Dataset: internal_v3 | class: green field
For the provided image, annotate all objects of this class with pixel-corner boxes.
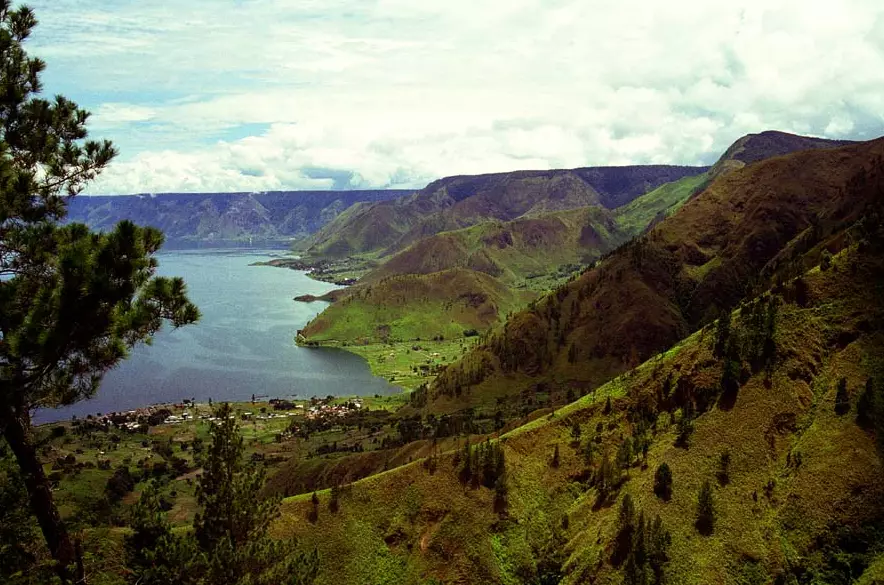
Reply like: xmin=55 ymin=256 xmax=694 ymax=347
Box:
xmin=336 ymin=338 xmax=481 ymax=390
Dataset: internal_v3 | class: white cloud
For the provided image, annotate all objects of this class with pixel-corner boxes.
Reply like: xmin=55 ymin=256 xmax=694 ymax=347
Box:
xmin=23 ymin=0 xmax=884 ymax=194
xmin=92 ymin=103 xmax=157 ymax=125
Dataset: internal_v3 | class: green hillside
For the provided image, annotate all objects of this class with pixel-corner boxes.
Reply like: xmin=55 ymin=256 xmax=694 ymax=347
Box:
xmin=297 ymin=205 xmax=625 ymax=350
xmin=367 ymin=205 xmax=624 ymax=290
xmin=274 ymin=238 xmax=884 ymax=584
xmin=298 ymin=268 xmax=535 ymax=345
xmin=613 ymin=173 xmax=709 ymax=236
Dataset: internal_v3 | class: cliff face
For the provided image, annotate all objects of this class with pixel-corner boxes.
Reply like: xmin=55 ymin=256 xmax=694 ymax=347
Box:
xmin=66 ymin=190 xmax=412 ymax=247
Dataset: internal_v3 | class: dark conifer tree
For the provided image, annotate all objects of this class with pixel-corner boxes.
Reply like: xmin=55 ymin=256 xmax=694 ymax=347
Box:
xmin=653 ymin=462 xmax=672 ymax=501
xmin=835 ymin=377 xmax=850 ymax=415
xmin=696 ymin=480 xmax=715 ymax=535
xmin=613 ymin=494 xmax=636 ymax=565
xmin=857 ymin=377 xmax=877 ymax=428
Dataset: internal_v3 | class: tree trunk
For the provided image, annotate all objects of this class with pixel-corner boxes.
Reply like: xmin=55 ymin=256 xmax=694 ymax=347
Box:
xmin=2 ymin=404 xmax=75 ymax=581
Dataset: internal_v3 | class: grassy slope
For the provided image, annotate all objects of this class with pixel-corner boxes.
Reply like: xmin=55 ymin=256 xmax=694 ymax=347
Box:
xmin=340 ymin=339 xmax=479 ymax=391
xmin=613 ymin=173 xmax=709 ymax=235
xmin=273 ymin=244 xmax=884 ymax=584
xmin=299 ymin=268 xmax=535 ymax=344
xmin=298 ymin=133 xmax=853 ymax=385
xmin=428 ymin=138 xmax=884 ymax=415
xmin=367 ymin=205 xmax=624 ymax=289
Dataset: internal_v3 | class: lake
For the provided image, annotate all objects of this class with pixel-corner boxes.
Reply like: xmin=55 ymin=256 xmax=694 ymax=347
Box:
xmin=35 ymin=250 xmax=397 ymax=423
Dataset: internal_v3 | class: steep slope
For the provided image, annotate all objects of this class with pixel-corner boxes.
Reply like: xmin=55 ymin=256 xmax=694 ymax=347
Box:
xmin=298 ymin=132 xmax=856 ymax=352
xmin=427 ymin=138 xmax=884 ymax=415
xmin=304 ymin=166 xmax=708 ymax=259
xmin=274 ymin=237 xmax=884 ymax=585
xmin=66 ymin=190 xmax=410 ymax=247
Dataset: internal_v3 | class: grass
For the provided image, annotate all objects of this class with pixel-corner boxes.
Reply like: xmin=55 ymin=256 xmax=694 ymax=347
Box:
xmin=300 ymin=268 xmax=534 ymax=345
xmin=340 ymin=339 xmax=480 ymax=391
xmin=613 ymin=172 xmax=709 ymax=235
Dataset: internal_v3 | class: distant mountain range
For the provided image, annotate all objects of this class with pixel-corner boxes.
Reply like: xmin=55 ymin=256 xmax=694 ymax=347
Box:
xmin=304 ymin=165 xmax=710 ymax=258
xmin=65 ymin=190 xmax=411 ymax=248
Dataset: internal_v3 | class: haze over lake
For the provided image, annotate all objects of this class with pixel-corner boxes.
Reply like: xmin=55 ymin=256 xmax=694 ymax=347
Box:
xmin=36 ymin=250 xmax=397 ymax=423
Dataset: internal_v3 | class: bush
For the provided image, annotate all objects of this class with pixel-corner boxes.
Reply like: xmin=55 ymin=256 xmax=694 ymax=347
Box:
xmin=106 ymin=466 xmax=136 ymax=503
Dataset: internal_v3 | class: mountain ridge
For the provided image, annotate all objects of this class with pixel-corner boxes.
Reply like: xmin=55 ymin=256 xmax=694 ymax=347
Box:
xmin=66 ymin=190 xmax=412 ymax=247
xmin=304 ymin=165 xmax=709 ymax=259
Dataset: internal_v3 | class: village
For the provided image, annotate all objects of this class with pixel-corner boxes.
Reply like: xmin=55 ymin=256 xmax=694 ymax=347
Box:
xmin=76 ymin=395 xmax=367 ymax=435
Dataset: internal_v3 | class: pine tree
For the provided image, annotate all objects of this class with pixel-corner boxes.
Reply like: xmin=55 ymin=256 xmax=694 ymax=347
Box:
xmin=676 ymin=408 xmax=694 ymax=448
xmin=583 ymin=436 xmax=595 ymax=467
xmin=329 ymin=484 xmax=341 ymax=513
xmin=717 ymin=449 xmax=731 ymax=485
xmin=613 ymin=494 xmax=636 ymax=565
xmin=857 ymin=377 xmax=877 ymax=428
xmin=128 ymin=404 xmax=318 ymax=585
xmin=0 ymin=442 xmax=48 ymax=584
xmin=617 ymin=437 xmax=634 ymax=471
xmin=695 ymin=480 xmax=715 ymax=535
xmin=647 ymin=515 xmax=671 ymax=584
xmin=595 ymin=452 xmax=616 ymax=503
xmin=835 ymin=377 xmax=850 ymax=415
xmin=126 ymin=481 xmax=198 ymax=585
xmin=458 ymin=439 xmax=472 ymax=484
xmin=552 ymin=444 xmax=560 ymax=468
xmin=714 ymin=312 xmax=732 ymax=358
xmin=653 ymin=462 xmax=672 ymax=501
xmin=570 ymin=420 xmax=582 ymax=444
xmin=0 ymin=5 xmax=199 ymax=579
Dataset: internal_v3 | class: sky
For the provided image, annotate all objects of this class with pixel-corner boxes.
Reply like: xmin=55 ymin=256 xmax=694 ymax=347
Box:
xmin=25 ymin=0 xmax=884 ymax=195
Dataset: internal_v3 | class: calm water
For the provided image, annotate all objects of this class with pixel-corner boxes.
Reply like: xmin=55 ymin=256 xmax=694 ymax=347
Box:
xmin=36 ymin=250 xmax=396 ymax=423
